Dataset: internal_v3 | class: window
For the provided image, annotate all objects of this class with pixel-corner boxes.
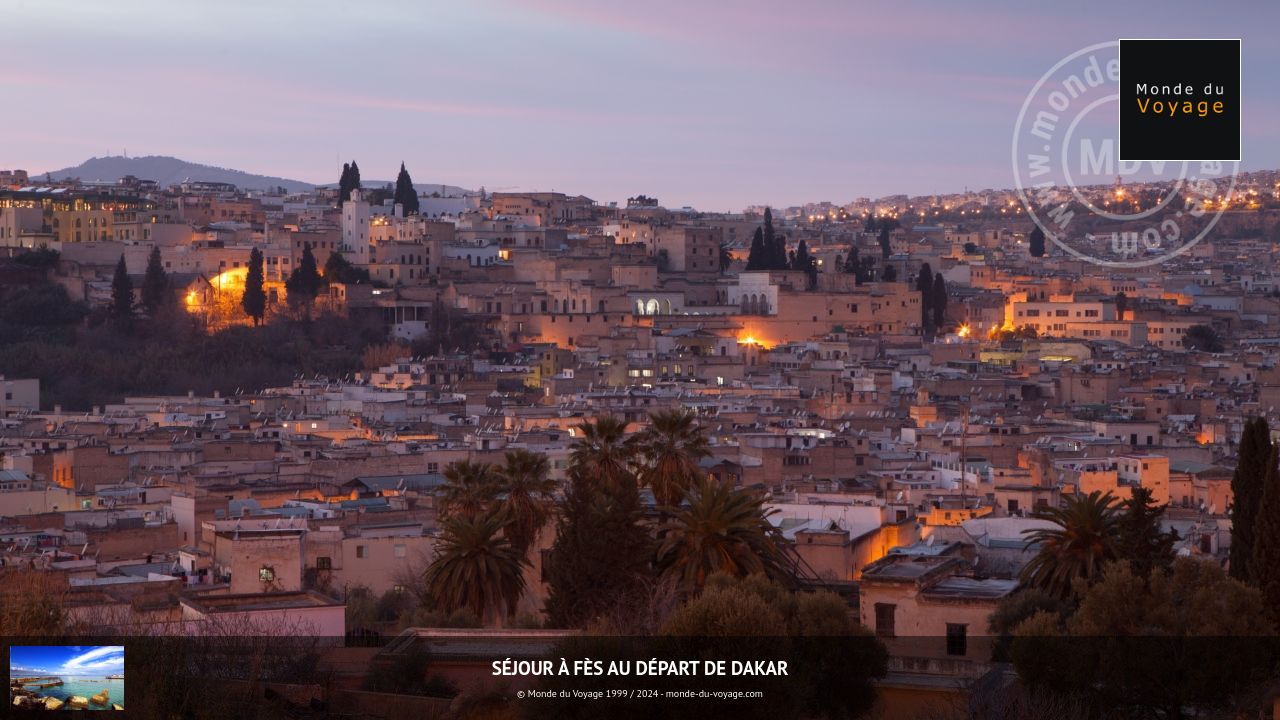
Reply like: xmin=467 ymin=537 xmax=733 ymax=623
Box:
xmin=946 ymin=623 xmax=968 ymax=656
xmin=874 ymin=603 xmax=896 ymax=638
xmin=356 ymin=545 xmax=366 ymax=559
xmin=316 ymin=556 xmax=332 ymax=570
xmin=259 ymin=566 xmax=276 ymax=583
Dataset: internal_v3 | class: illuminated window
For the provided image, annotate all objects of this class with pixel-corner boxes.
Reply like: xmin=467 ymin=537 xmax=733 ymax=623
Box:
xmin=259 ymin=566 xmax=275 ymax=583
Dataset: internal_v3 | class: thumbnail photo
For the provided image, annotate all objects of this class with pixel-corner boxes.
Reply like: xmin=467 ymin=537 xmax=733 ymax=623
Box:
xmin=9 ymin=646 xmax=125 ymax=711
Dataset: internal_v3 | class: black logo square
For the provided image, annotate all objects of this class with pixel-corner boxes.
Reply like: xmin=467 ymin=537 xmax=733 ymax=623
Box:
xmin=1119 ymin=39 xmax=1240 ymax=161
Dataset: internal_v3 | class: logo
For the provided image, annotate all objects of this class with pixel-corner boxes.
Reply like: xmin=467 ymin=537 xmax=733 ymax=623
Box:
xmin=1012 ymin=41 xmax=1240 ymax=267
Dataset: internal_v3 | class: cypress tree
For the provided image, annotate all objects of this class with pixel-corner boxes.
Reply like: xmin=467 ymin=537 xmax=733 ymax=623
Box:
xmin=242 ymin=247 xmax=266 ymax=326
xmin=763 ymin=208 xmax=784 ymax=270
xmin=393 ymin=162 xmax=420 ymax=215
xmin=917 ymin=263 xmax=934 ymax=330
xmin=338 ymin=162 xmax=352 ymax=203
xmin=1231 ymin=416 xmax=1272 ymax=582
xmin=882 ymin=263 xmax=898 ymax=282
xmin=1029 ymin=226 xmax=1046 ymax=257
xmin=349 ymin=160 xmax=361 ymax=195
xmin=141 ymin=245 xmax=169 ymax=314
xmin=878 ymin=225 xmax=891 ymax=259
xmin=746 ymin=227 xmax=765 ymax=271
xmin=109 ymin=254 xmax=133 ymax=322
xmin=285 ymin=242 xmax=323 ymax=306
xmin=931 ymin=274 xmax=948 ymax=327
xmin=1254 ymin=443 xmax=1280 ymax=618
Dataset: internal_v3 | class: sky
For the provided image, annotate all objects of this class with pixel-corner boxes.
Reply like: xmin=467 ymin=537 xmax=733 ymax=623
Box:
xmin=9 ymin=646 xmax=125 ymax=677
xmin=2 ymin=0 xmax=1277 ymax=210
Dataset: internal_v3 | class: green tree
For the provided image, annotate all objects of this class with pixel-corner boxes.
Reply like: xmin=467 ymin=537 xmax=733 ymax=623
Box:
xmin=963 ymin=241 xmax=978 ymax=254
xmin=635 ymin=409 xmax=709 ymax=508
xmin=109 ymin=254 xmax=133 ymax=322
xmin=656 ymin=478 xmax=789 ymax=594
xmin=567 ymin=416 xmax=637 ymax=496
xmin=495 ymin=449 xmax=556 ymax=555
xmin=916 ymin=263 xmax=934 ymax=330
xmin=1183 ymin=324 xmax=1224 ymax=352
xmin=285 ymin=242 xmax=323 ymax=306
xmin=544 ymin=471 xmax=653 ymax=628
xmin=745 ymin=227 xmax=766 ymax=271
xmin=393 ymin=162 xmax=420 ymax=215
xmin=931 ymin=273 xmax=948 ymax=328
xmin=241 ymin=247 xmax=266 ymax=326
xmin=1231 ymin=416 xmax=1271 ymax=582
xmin=1252 ymin=443 xmax=1280 ymax=617
xmin=424 ymin=510 xmax=527 ymax=622
xmin=323 ymin=250 xmax=371 ymax=285
xmin=1114 ymin=486 xmax=1177 ymax=578
xmin=1011 ymin=560 xmax=1275 ymax=719
xmin=1029 ymin=225 xmax=1046 ymax=257
xmin=141 ymin=246 xmax=169 ymax=314
xmin=1115 ymin=291 xmax=1128 ymax=317
xmin=338 ymin=160 xmax=362 ymax=203
xmin=878 ymin=225 xmax=891 ymax=259
xmin=438 ymin=460 xmax=500 ymax=520
xmin=1020 ymin=491 xmax=1120 ymax=599
xmin=881 ymin=263 xmax=897 ymax=282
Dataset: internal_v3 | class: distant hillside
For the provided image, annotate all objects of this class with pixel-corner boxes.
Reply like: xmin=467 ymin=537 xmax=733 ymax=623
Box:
xmin=43 ymin=155 xmax=473 ymax=196
xmin=43 ymin=155 xmax=316 ymax=192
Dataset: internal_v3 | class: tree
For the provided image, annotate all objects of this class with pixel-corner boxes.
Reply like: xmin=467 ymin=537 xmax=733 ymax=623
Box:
xmin=1029 ymin=225 xmax=1046 ymax=257
xmin=285 ymin=242 xmax=323 ymax=307
xmin=931 ymin=273 xmax=948 ymax=328
xmin=1011 ymin=560 xmax=1275 ymax=719
xmin=1183 ymin=324 xmax=1224 ymax=352
xmin=718 ymin=243 xmax=733 ymax=273
xmin=635 ymin=409 xmax=709 ymax=508
xmin=1020 ymin=491 xmax=1120 ymax=599
xmin=656 ymin=478 xmax=790 ymax=594
xmin=393 ymin=162 xmax=420 ymax=215
xmin=916 ymin=263 xmax=934 ymax=330
xmin=762 ymin=207 xmax=786 ymax=270
xmin=424 ymin=510 xmax=528 ymax=622
xmin=323 ymin=250 xmax=372 ymax=285
xmin=1252 ymin=443 xmax=1280 ymax=617
xmin=881 ymin=263 xmax=897 ymax=282
xmin=438 ymin=460 xmax=500 ymax=520
xmin=338 ymin=160 xmax=362 ymax=203
xmin=567 ymin=416 xmax=637 ymax=496
xmin=544 ymin=471 xmax=653 ymax=629
xmin=1230 ymin=416 xmax=1271 ymax=582
xmin=241 ymin=247 xmax=266 ymax=326
xmin=745 ymin=227 xmax=766 ymax=271
xmin=1114 ymin=291 xmax=1128 ymax=318
xmin=495 ymin=449 xmax=556 ymax=555
xmin=141 ymin=246 xmax=169 ymax=314
xmin=878 ymin=225 xmax=891 ymax=259
xmin=109 ymin=254 xmax=133 ymax=322
xmin=1114 ymin=486 xmax=1177 ymax=578
xmin=963 ymin=241 xmax=978 ymax=254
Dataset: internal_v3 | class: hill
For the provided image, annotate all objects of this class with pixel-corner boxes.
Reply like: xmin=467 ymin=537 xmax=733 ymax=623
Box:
xmin=43 ymin=156 xmax=473 ymax=196
xmin=43 ymin=155 xmax=315 ymax=192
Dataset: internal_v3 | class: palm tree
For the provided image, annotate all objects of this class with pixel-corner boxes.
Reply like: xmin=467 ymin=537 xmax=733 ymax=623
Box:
xmin=1020 ymin=490 xmax=1121 ymax=599
xmin=636 ymin=409 xmax=710 ymax=508
xmin=568 ymin=416 xmax=637 ymax=496
xmin=495 ymin=449 xmax=557 ymax=554
xmin=425 ymin=510 xmax=528 ymax=622
xmin=438 ymin=460 xmax=499 ymax=519
xmin=656 ymin=478 xmax=788 ymax=593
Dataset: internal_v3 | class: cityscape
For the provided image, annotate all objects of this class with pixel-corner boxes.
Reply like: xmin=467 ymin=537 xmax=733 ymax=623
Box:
xmin=4 ymin=2 xmax=1280 ymax=719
